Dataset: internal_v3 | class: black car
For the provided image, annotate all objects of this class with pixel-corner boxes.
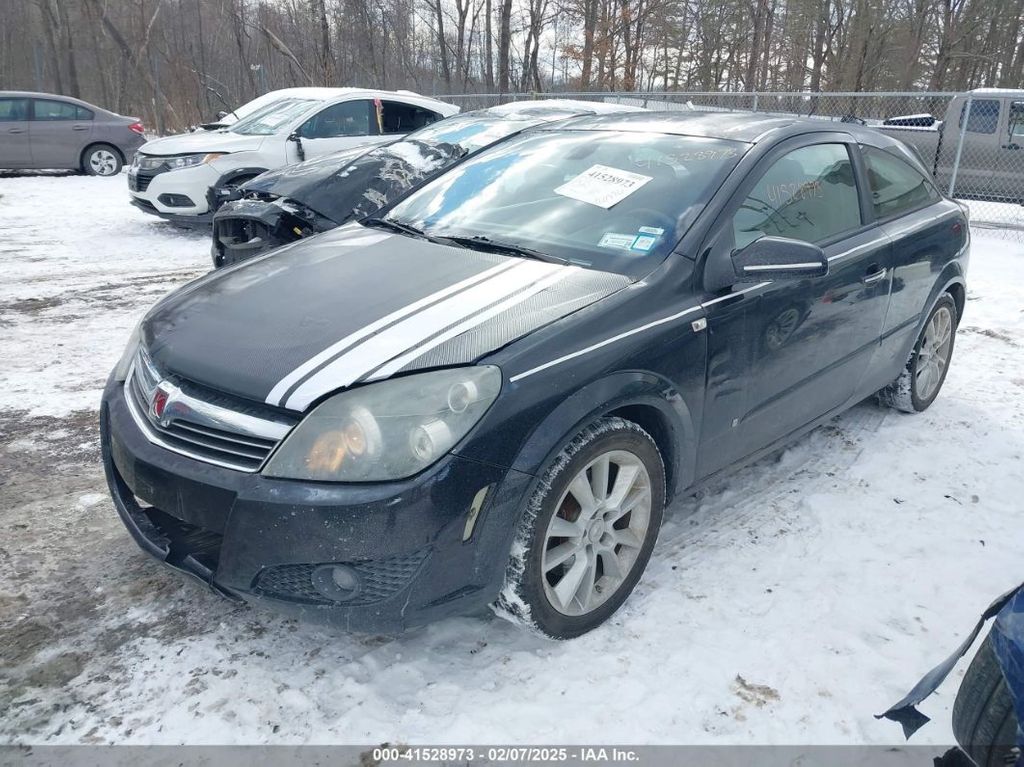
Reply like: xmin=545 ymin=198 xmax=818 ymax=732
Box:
xmin=210 ymin=101 xmax=638 ymax=268
xmin=101 ymin=112 xmax=968 ymax=639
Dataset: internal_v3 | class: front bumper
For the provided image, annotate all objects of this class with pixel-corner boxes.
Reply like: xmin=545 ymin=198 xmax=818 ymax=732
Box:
xmin=128 ymin=161 xmax=218 ymax=220
xmin=211 ymin=197 xmax=335 ymax=268
xmin=100 ymin=376 xmax=533 ymax=632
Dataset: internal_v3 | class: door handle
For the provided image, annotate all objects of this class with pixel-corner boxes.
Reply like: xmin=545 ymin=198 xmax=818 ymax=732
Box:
xmin=862 ymin=267 xmax=888 ymax=285
xmin=7 ymin=127 xmax=25 ymax=134
xmin=72 ymin=125 xmax=89 ymax=131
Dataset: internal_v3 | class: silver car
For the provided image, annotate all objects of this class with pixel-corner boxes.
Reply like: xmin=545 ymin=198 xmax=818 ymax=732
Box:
xmin=0 ymin=91 xmax=146 ymax=176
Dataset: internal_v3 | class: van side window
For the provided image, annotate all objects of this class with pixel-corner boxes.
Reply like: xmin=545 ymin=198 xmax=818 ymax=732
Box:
xmin=1010 ymin=102 xmax=1024 ymax=138
xmin=730 ymin=144 xmax=861 ymax=249
xmin=377 ymin=101 xmax=443 ymax=134
xmin=959 ymin=99 xmax=1000 ymax=134
xmin=863 ymin=146 xmax=940 ymax=219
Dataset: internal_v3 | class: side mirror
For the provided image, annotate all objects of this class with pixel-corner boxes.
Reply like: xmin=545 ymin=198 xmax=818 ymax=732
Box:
xmin=287 ymin=130 xmax=305 ymax=161
xmin=217 ymin=110 xmax=228 ymax=120
xmin=731 ymin=236 xmax=828 ymax=283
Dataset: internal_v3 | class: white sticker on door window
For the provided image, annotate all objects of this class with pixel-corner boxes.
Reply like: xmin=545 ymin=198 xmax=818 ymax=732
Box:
xmin=554 ymin=164 xmax=653 ymax=209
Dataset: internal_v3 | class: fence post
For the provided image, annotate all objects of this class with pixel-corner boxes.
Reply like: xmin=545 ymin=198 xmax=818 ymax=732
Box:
xmin=753 ymin=92 xmax=759 ymax=112
xmin=948 ymin=93 xmax=972 ymax=198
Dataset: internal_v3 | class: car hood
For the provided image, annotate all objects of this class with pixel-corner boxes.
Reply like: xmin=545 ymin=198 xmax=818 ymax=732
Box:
xmin=242 ymin=140 xmax=461 ymax=224
xmin=143 ymin=224 xmax=630 ymax=411
xmin=139 ymin=130 xmax=264 ymax=156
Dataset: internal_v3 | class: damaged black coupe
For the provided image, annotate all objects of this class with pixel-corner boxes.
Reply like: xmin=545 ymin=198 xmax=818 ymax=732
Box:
xmin=210 ymin=101 xmax=638 ymax=267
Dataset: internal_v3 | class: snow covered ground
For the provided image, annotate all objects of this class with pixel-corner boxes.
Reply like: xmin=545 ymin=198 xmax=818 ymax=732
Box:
xmin=0 ymin=173 xmax=1022 ymax=746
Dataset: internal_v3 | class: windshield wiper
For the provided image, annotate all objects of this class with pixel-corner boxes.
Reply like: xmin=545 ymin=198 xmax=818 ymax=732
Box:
xmin=364 ymin=215 xmax=452 ymax=242
xmin=437 ymin=234 xmax=568 ymax=265
xmin=363 ymin=217 xmax=434 ymax=241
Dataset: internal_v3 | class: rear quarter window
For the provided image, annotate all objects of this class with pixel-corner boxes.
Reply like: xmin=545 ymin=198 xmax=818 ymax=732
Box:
xmin=862 ymin=145 xmax=940 ymax=220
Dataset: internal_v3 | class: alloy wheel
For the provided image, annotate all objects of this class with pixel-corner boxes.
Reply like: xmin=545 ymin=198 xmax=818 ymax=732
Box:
xmin=915 ymin=305 xmax=954 ymax=401
xmin=90 ymin=149 xmax=119 ymax=176
xmin=541 ymin=449 xmax=652 ymax=616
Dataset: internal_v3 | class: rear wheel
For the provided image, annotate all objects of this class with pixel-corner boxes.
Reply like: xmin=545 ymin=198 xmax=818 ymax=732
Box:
xmin=494 ymin=417 xmax=665 ymax=639
xmin=83 ymin=144 xmax=122 ymax=176
xmin=952 ymin=634 xmax=1019 ymax=767
xmin=878 ymin=293 xmax=958 ymax=413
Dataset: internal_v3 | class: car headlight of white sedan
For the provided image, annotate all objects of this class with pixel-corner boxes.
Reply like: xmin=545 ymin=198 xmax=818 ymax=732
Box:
xmin=263 ymin=366 xmax=501 ymax=482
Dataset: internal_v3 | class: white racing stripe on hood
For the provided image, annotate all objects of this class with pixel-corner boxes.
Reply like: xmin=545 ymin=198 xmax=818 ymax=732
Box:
xmin=265 ymin=260 xmax=519 ymax=406
xmin=364 ymin=266 xmax=578 ymax=383
xmin=282 ymin=259 xmax=566 ymax=411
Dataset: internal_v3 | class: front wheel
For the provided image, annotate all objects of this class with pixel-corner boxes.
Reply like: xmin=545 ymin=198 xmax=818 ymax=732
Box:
xmin=877 ymin=293 xmax=958 ymax=413
xmin=83 ymin=145 xmax=122 ymax=176
xmin=494 ymin=417 xmax=665 ymax=639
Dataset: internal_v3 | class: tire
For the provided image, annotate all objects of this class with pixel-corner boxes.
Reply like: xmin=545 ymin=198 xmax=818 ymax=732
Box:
xmin=877 ymin=293 xmax=958 ymax=413
xmin=952 ymin=634 xmax=1019 ymax=767
xmin=493 ymin=417 xmax=666 ymax=639
xmin=82 ymin=144 xmax=123 ymax=176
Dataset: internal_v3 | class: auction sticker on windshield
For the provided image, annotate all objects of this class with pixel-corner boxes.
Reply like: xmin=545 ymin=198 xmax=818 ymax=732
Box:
xmin=555 ymin=164 xmax=653 ymax=209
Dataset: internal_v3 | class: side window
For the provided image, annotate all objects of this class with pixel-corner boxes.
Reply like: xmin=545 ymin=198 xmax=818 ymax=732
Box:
xmin=1009 ymin=101 xmax=1024 ymax=139
xmin=75 ymin=105 xmax=94 ymax=120
xmin=300 ymin=100 xmax=372 ymax=139
xmin=32 ymin=99 xmax=80 ymax=121
xmin=378 ymin=101 xmax=442 ymax=134
xmin=730 ymin=143 xmax=861 ymax=249
xmin=863 ymin=146 xmax=940 ymax=219
xmin=958 ymin=99 xmax=1000 ymax=134
xmin=0 ymin=98 xmax=28 ymax=120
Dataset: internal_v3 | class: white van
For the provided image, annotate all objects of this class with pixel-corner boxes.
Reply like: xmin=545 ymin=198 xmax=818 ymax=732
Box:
xmin=128 ymin=89 xmax=459 ymax=225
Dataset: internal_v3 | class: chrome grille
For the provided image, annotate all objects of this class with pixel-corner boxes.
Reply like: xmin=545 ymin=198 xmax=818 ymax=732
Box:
xmin=124 ymin=348 xmax=294 ymax=472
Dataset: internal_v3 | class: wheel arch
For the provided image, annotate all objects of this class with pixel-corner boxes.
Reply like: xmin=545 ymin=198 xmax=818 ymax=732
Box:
xmin=945 ymin=279 xmax=966 ymax=323
xmin=215 ymin=166 xmax=269 ymax=188
xmin=508 ymin=370 xmax=697 ymax=502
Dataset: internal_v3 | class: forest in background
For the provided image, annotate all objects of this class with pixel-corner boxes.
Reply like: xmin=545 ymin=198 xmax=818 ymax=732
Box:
xmin=1 ymin=0 xmax=1022 ymax=132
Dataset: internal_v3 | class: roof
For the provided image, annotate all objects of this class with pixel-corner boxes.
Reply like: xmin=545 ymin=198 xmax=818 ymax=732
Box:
xmin=541 ymin=109 xmax=912 ymax=146
xmin=969 ymin=87 xmax=1024 ymax=97
xmin=0 ymin=90 xmax=122 ymax=117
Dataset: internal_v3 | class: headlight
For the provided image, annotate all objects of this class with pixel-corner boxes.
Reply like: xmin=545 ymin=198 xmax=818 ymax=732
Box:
xmin=113 ymin=323 xmax=141 ymax=381
xmin=166 ymin=152 xmax=227 ymax=170
xmin=263 ymin=366 xmax=501 ymax=482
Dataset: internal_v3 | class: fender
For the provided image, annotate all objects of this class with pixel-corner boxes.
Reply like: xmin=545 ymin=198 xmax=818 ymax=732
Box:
xmin=509 ymin=370 xmax=698 ymax=501
xmin=207 ymin=166 xmax=270 ymax=213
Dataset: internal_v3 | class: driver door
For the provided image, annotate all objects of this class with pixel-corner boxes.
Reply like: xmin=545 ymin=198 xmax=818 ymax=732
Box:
xmin=293 ymin=99 xmax=388 ymax=160
xmin=697 ymin=137 xmax=892 ymax=478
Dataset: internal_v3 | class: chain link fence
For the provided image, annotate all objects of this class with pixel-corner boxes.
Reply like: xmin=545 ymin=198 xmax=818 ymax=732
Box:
xmin=440 ymin=90 xmax=1024 ymax=235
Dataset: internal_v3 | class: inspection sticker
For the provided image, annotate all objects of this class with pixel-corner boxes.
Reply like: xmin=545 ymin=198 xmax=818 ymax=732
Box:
xmin=598 ymin=232 xmax=637 ymax=250
xmin=555 ymin=164 xmax=653 ymax=209
xmin=631 ymin=235 xmax=658 ymax=252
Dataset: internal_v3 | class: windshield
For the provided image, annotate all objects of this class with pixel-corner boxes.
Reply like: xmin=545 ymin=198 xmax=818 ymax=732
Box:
xmin=405 ymin=113 xmax=549 ymax=155
xmin=385 ymin=130 xmax=745 ymax=276
xmin=230 ymin=98 xmax=317 ymax=136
